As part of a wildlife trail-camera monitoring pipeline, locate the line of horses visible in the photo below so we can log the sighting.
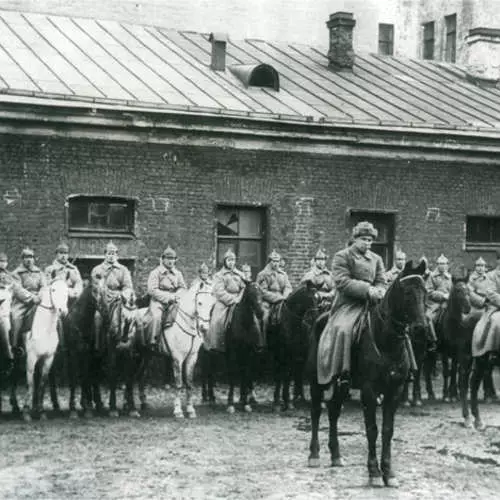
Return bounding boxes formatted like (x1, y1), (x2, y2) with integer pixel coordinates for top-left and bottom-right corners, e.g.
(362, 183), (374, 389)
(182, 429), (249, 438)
(0, 260), (498, 488)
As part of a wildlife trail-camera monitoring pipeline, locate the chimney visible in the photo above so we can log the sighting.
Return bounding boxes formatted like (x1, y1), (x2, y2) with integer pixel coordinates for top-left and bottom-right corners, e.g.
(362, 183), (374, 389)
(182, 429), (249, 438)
(326, 12), (356, 70)
(465, 28), (500, 86)
(209, 32), (228, 71)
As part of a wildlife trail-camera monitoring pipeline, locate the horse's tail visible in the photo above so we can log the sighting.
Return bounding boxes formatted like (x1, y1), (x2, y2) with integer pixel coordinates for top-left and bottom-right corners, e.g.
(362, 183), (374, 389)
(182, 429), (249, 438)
(305, 312), (330, 382)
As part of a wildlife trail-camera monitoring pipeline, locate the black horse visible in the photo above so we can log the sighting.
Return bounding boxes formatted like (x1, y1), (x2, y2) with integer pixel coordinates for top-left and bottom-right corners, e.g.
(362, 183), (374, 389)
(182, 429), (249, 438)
(225, 282), (264, 413)
(307, 260), (427, 487)
(267, 280), (319, 411)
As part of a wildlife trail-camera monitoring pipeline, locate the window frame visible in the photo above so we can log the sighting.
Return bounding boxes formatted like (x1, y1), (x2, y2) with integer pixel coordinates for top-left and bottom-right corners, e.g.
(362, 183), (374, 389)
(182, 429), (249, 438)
(215, 205), (267, 276)
(66, 194), (137, 238)
(445, 14), (457, 63)
(465, 215), (500, 250)
(378, 23), (394, 56)
(422, 21), (435, 60)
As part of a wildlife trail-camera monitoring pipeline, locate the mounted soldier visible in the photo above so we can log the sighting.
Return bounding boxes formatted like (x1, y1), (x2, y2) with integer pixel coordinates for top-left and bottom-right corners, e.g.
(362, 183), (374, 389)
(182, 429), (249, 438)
(189, 262), (212, 293)
(301, 248), (335, 311)
(317, 221), (386, 389)
(426, 254), (452, 345)
(146, 246), (186, 346)
(10, 247), (46, 356)
(205, 249), (247, 352)
(468, 257), (490, 321)
(0, 252), (15, 364)
(256, 249), (292, 335)
(385, 250), (407, 285)
(91, 241), (134, 350)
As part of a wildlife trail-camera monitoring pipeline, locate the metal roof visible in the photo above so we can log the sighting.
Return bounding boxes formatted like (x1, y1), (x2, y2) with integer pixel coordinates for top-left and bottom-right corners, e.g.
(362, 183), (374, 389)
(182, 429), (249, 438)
(1, 10), (500, 131)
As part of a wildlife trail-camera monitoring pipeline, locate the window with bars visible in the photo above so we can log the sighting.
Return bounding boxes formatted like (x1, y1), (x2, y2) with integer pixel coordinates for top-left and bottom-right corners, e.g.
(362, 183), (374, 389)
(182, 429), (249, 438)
(466, 216), (500, 248)
(216, 206), (267, 277)
(67, 195), (135, 236)
(349, 210), (396, 268)
(445, 14), (457, 63)
(378, 24), (394, 56)
(423, 21), (435, 60)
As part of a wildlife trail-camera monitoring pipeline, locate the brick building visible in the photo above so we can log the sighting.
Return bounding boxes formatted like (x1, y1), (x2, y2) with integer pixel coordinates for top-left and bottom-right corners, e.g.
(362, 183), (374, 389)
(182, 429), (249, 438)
(0, 8), (499, 293)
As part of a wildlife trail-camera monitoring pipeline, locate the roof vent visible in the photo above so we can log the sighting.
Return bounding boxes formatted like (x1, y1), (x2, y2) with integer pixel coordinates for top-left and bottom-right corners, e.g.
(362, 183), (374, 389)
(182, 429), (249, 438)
(229, 63), (279, 90)
(209, 32), (228, 71)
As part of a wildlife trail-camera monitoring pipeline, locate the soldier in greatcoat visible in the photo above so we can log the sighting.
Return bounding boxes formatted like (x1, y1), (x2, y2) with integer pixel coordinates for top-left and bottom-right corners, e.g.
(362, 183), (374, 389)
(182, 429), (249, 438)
(146, 246), (187, 346)
(317, 222), (386, 388)
(189, 262), (213, 293)
(0, 252), (15, 363)
(301, 248), (335, 308)
(385, 250), (407, 285)
(468, 257), (490, 321)
(256, 249), (292, 333)
(10, 247), (46, 355)
(91, 242), (134, 349)
(205, 249), (247, 352)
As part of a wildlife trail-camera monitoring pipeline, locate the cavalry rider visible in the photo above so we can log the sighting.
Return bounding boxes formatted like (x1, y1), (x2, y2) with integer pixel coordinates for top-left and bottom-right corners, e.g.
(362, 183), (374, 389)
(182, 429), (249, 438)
(206, 249), (247, 352)
(256, 249), (292, 334)
(10, 247), (46, 356)
(468, 257), (490, 322)
(146, 246), (186, 346)
(189, 262), (212, 292)
(425, 254), (452, 345)
(472, 250), (500, 363)
(317, 221), (386, 389)
(385, 250), (407, 284)
(91, 241), (134, 350)
(301, 248), (335, 310)
(0, 252), (15, 363)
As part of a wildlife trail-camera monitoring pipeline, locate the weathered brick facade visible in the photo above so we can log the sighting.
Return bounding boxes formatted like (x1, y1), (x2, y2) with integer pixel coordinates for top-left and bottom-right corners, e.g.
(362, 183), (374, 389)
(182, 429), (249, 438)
(1, 130), (499, 294)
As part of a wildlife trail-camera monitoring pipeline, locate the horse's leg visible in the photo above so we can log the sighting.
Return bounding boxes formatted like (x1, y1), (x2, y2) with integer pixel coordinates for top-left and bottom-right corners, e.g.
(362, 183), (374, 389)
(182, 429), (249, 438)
(22, 351), (36, 422)
(171, 355), (184, 419)
(9, 353), (22, 415)
(282, 356), (292, 411)
(240, 347), (253, 413)
(424, 352), (436, 401)
(413, 356), (423, 406)
(483, 364), (497, 402)
(272, 345), (283, 412)
(450, 354), (459, 401)
(442, 353), (450, 402)
(137, 352), (150, 412)
(67, 348), (79, 419)
(226, 347), (236, 414)
(108, 348), (119, 418)
(308, 377), (323, 467)
(38, 354), (56, 420)
(460, 353), (473, 428)
(184, 340), (201, 419)
(380, 390), (400, 487)
(470, 357), (486, 430)
(91, 352), (105, 413)
(328, 382), (349, 467)
(125, 352), (140, 418)
(361, 385), (383, 487)
(81, 349), (94, 418)
(401, 378), (411, 407)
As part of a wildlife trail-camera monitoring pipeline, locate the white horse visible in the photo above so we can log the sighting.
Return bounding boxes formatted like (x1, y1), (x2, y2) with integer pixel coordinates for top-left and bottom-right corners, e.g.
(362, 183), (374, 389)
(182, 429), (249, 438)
(22, 278), (69, 421)
(133, 283), (215, 419)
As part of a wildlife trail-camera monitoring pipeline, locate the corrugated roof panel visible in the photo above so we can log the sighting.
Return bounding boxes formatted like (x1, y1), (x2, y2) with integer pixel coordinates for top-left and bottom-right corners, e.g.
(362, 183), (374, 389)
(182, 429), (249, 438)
(0, 45), (38, 91)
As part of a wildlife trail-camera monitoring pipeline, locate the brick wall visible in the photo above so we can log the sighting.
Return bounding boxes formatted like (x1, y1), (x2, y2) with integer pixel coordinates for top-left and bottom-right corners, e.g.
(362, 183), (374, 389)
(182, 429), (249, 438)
(1, 133), (499, 294)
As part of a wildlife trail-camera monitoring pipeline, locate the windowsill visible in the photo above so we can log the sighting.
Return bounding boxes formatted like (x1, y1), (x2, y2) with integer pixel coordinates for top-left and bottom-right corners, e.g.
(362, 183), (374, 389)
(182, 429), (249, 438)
(68, 231), (136, 240)
(465, 243), (500, 251)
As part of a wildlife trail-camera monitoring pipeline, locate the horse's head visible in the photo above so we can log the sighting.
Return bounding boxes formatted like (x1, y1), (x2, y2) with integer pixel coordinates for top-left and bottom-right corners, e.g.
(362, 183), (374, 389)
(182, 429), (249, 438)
(388, 259), (428, 330)
(290, 280), (320, 312)
(243, 282), (265, 320)
(120, 288), (137, 311)
(45, 276), (70, 318)
(194, 282), (216, 336)
(91, 272), (105, 303)
(450, 277), (471, 315)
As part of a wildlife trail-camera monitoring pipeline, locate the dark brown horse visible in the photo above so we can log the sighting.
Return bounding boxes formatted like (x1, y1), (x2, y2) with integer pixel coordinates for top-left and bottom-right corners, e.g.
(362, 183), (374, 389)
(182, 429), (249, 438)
(307, 260), (427, 487)
(267, 280), (319, 411)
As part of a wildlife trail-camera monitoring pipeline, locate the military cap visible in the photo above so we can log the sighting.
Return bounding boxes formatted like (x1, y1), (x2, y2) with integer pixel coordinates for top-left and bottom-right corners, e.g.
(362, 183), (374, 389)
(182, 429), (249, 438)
(223, 248), (236, 261)
(475, 257), (486, 266)
(314, 248), (327, 260)
(56, 242), (69, 253)
(162, 246), (177, 258)
(0, 252), (7, 261)
(198, 262), (209, 273)
(268, 249), (281, 261)
(395, 250), (407, 259)
(436, 254), (449, 264)
(352, 221), (378, 239)
(105, 241), (118, 253)
(241, 263), (251, 272)
(21, 247), (35, 258)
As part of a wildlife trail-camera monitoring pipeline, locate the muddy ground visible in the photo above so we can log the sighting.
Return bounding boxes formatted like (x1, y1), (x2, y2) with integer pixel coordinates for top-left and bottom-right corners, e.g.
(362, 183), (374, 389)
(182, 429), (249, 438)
(1, 379), (500, 500)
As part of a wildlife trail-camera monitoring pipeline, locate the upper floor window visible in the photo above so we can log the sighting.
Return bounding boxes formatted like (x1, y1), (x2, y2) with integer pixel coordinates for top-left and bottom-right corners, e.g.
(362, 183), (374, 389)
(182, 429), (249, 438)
(378, 24), (394, 56)
(445, 14), (457, 63)
(349, 210), (395, 268)
(423, 21), (435, 60)
(216, 205), (267, 278)
(67, 195), (135, 236)
(466, 216), (500, 248)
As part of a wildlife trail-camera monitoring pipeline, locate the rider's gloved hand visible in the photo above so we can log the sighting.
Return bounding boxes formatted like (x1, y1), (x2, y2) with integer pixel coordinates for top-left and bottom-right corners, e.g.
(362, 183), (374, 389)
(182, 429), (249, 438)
(32, 295), (41, 305)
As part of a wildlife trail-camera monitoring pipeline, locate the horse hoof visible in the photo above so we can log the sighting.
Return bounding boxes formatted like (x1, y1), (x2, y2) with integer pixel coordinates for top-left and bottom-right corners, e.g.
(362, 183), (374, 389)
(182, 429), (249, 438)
(308, 456), (321, 468)
(384, 475), (399, 488)
(272, 404), (281, 413)
(174, 410), (184, 419)
(427, 394), (436, 402)
(39, 412), (48, 421)
(464, 417), (473, 429)
(443, 397), (450, 403)
(475, 419), (486, 431)
(226, 405), (235, 415)
(414, 399), (423, 407)
(243, 404), (252, 413)
(187, 410), (197, 419)
(368, 476), (384, 487)
(331, 457), (344, 467)
(22, 412), (31, 423)
(128, 410), (141, 418)
(109, 410), (119, 418)
(402, 400), (411, 408)
(84, 409), (93, 419)
(69, 410), (79, 420)
(320, 402), (327, 410)
(288, 402), (295, 411)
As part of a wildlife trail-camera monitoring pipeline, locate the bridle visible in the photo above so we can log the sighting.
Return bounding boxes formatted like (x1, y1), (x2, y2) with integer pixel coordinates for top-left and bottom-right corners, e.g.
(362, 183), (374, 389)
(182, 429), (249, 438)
(38, 280), (67, 312)
(169, 289), (213, 338)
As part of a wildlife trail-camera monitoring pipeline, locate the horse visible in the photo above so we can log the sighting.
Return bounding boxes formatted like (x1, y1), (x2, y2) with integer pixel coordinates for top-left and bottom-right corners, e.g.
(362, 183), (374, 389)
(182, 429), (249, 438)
(129, 284), (215, 418)
(19, 277), (69, 421)
(224, 281), (265, 413)
(307, 260), (427, 487)
(267, 280), (319, 411)
(0, 285), (14, 413)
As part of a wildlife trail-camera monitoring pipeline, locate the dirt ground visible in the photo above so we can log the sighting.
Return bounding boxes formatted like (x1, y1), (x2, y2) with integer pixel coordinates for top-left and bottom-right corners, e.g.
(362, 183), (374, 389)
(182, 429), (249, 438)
(1, 378), (500, 500)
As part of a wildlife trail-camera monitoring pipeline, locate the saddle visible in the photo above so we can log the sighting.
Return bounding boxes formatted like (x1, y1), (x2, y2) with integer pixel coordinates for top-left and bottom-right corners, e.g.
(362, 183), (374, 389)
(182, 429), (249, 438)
(269, 301), (284, 327)
(162, 302), (179, 330)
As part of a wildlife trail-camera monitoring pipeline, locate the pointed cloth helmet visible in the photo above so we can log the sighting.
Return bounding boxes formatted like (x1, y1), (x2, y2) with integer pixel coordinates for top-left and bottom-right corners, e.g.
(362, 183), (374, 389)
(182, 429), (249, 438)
(162, 246), (177, 258)
(314, 248), (327, 260)
(223, 248), (236, 261)
(475, 257), (486, 266)
(436, 254), (449, 264)
(105, 241), (118, 253)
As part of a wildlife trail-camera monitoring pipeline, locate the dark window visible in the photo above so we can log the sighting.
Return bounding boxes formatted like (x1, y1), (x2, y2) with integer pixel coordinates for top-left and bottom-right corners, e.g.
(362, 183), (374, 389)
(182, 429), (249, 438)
(349, 211), (396, 268)
(466, 216), (500, 247)
(423, 22), (435, 60)
(216, 206), (266, 277)
(445, 14), (457, 63)
(68, 196), (135, 236)
(378, 24), (394, 56)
